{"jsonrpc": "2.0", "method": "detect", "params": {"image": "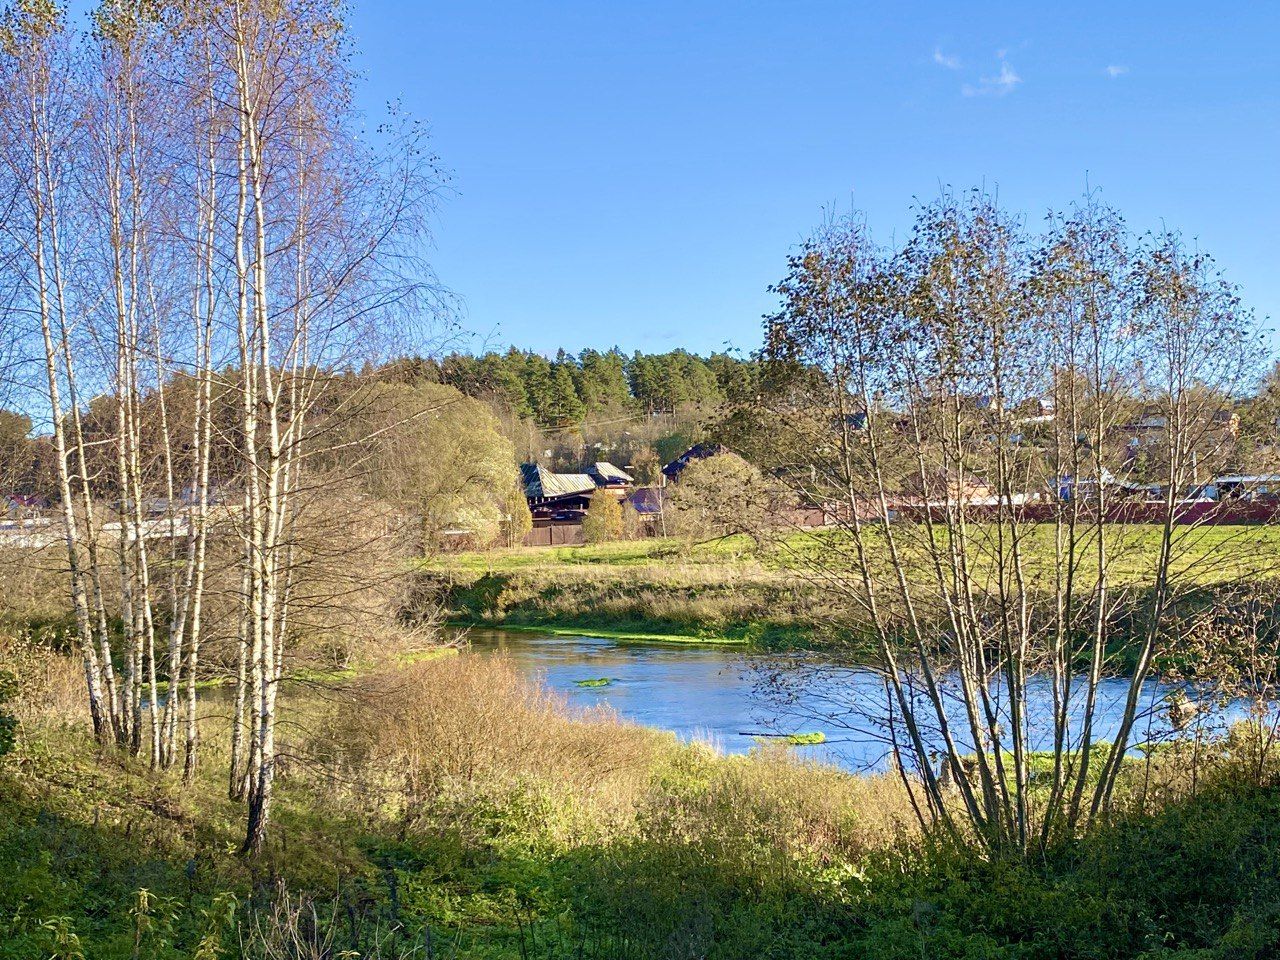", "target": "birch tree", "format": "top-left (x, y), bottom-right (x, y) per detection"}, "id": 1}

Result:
top-left (2, 0), bottom-right (441, 855)
top-left (0, 0), bottom-right (117, 743)
top-left (213, 0), bottom-right (440, 852)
